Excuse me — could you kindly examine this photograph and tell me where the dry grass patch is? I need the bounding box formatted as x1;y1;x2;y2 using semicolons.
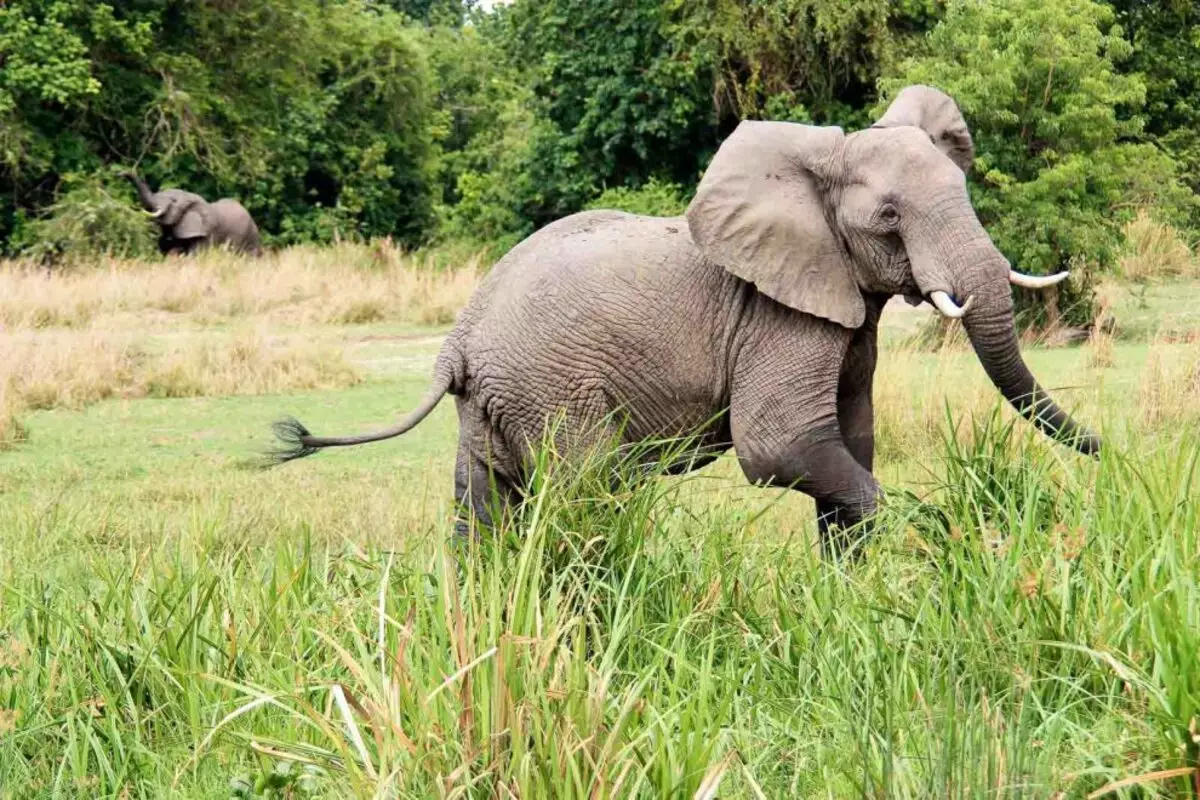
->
0;329;361;424
142;332;361;398
873;344;996;464
1087;296;1116;369
1119;210;1198;282
0;383;28;451
0;242;484;332
1137;336;1200;429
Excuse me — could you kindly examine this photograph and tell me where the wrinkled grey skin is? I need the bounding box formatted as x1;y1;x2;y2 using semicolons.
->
876;85;977;308
124;172;261;256
875;84;975;174
271;86;1100;556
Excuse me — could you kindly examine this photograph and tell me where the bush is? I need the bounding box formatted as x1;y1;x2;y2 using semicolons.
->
0;0;437;253
883;0;1198;328
11;174;157;264
585;178;691;217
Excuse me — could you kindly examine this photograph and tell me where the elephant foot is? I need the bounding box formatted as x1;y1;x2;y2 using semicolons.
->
816;500;876;561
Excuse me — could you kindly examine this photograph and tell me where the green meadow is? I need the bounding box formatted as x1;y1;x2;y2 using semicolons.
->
1;254;1199;797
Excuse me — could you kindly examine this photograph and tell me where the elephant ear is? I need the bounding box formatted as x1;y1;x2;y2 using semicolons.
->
173;206;208;239
160;193;208;238
686;122;864;329
875;85;974;174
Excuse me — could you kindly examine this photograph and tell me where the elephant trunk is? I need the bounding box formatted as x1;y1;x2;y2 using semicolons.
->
909;201;1101;457
124;172;157;212
959;274;1101;455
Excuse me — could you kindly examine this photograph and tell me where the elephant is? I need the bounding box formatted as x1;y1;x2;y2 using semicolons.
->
269;85;1098;556
123;172;262;256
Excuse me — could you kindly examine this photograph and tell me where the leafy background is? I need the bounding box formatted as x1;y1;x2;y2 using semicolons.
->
2;0;1198;320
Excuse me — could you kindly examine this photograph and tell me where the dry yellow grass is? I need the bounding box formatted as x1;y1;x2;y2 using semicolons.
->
0;242;483;332
1137;336;1200;430
1119;210;1199;281
0;382;28;451
0;242;477;441
873;344;996;464
1087;295;1116;369
1;328;360;419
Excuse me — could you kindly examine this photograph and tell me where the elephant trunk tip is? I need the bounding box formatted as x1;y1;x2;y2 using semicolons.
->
261;417;321;467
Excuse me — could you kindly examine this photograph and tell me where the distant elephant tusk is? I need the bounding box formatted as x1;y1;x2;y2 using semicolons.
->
143;208;165;219
930;290;973;319
1010;270;1069;289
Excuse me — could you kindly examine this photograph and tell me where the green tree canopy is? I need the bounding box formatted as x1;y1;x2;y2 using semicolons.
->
0;0;436;253
884;0;1196;325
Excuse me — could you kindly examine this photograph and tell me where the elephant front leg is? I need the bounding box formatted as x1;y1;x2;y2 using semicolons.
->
741;426;881;559
816;306;880;551
730;322;881;559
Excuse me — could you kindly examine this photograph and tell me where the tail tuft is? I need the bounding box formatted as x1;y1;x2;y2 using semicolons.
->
261;417;321;467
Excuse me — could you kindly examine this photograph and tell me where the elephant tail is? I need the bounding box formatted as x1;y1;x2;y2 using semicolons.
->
265;370;453;466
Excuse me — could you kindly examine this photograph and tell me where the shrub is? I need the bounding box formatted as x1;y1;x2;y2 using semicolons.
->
11;174;158;264
586;178;691;217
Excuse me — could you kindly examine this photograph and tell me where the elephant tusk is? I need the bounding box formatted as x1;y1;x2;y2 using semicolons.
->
930;290;973;319
143;208;165;219
1010;270;1069;289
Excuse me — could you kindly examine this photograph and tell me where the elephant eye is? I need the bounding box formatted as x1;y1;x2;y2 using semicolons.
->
878;204;900;225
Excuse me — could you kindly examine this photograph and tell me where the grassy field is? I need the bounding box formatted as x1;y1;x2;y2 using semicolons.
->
1;247;1200;797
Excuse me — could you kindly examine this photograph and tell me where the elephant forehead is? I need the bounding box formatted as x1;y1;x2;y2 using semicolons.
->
845;127;962;184
160;189;204;204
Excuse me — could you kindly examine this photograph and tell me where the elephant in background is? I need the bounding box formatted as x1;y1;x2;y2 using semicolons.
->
269;85;1096;557
123;172;262;257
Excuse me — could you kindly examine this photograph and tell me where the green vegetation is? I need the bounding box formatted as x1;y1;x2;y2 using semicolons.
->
2;258;1200;795
3;0;1197;324
4;0;1200;794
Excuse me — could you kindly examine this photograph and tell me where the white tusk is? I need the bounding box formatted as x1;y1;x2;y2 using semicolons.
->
930;291;973;319
143;208;165;219
1010;270;1069;289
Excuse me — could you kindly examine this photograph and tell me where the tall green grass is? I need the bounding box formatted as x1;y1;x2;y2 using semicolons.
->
2;418;1199;797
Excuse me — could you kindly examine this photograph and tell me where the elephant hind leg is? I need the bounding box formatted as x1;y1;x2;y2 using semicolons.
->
452;400;521;541
452;450;520;540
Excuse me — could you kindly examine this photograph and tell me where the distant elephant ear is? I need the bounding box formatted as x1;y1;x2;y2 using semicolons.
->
173;206;208;239
875;85;974;174
686;122;864;329
159;194;207;238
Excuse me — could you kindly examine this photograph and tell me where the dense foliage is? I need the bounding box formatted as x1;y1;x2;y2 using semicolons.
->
2;0;1197;320
884;0;1196;325
1;0;435;253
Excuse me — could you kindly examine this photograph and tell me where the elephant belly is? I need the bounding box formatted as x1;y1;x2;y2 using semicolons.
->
473;357;730;474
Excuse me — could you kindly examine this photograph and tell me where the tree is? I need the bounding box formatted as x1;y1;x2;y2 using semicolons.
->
469;0;941;237
0;0;437;255
1110;0;1200;204
884;0;1195;326
490;0;719;226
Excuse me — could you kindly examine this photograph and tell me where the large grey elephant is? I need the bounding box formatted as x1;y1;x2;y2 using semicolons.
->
270;86;1098;555
124;172;262;256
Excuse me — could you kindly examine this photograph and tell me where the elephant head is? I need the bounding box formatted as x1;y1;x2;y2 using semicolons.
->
686;120;1100;455
874;86;1070;293
123;172;209;240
